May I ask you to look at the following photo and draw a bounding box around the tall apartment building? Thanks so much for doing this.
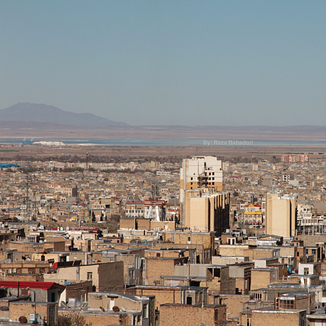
[184,188,230,235]
[180,156,223,200]
[265,193,297,238]
[180,156,229,235]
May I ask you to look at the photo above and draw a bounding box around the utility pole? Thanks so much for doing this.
[86,152,89,170]
[24,169,30,220]
[174,185,177,222]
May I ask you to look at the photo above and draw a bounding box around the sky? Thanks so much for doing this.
[1,1,326,126]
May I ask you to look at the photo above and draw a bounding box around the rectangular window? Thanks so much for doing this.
[87,272,92,280]
[280,299,294,309]
[214,269,220,278]
[143,303,148,319]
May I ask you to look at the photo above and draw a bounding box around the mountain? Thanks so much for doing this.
[0,103,128,127]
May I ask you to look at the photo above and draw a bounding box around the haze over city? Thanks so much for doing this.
[1,1,326,126]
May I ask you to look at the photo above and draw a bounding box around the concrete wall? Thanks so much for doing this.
[266,193,297,238]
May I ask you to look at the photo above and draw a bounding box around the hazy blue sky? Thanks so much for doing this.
[1,1,326,126]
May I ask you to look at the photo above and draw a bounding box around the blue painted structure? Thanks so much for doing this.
[0,163,20,169]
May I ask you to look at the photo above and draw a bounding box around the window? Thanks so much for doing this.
[279,299,294,309]
[214,309,218,321]
[254,293,262,300]
[143,303,148,319]
[87,272,93,280]
[214,269,220,278]
[304,268,309,275]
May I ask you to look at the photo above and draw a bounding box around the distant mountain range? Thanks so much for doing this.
[0,103,325,141]
[0,103,128,127]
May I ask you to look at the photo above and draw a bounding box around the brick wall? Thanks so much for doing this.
[160,304,226,326]
[66,280,93,301]
[145,258,176,285]
[220,294,251,320]
[81,312,132,326]
[252,310,303,326]
[126,287,181,309]
[10,302,57,326]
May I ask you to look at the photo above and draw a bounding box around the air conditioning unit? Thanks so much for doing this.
[29,313,38,322]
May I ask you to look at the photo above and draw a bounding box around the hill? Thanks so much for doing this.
[0,103,128,127]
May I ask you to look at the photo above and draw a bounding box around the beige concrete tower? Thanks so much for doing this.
[180,156,223,202]
[266,193,297,238]
[180,156,228,235]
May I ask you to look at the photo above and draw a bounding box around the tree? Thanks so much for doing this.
[58,312,92,326]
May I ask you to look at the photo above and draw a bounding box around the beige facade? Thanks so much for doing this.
[266,193,297,238]
[252,309,306,326]
[180,156,223,195]
[126,285,207,310]
[44,262,124,292]
[10,301,58,326]
[180,156,223,226]
[250,268,278,290]
[160,304,226,326]
[220,294,251,320]
[183,189,230,235]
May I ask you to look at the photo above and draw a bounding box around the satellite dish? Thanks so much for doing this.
[19,316,27,323]
[112,305,120,312]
